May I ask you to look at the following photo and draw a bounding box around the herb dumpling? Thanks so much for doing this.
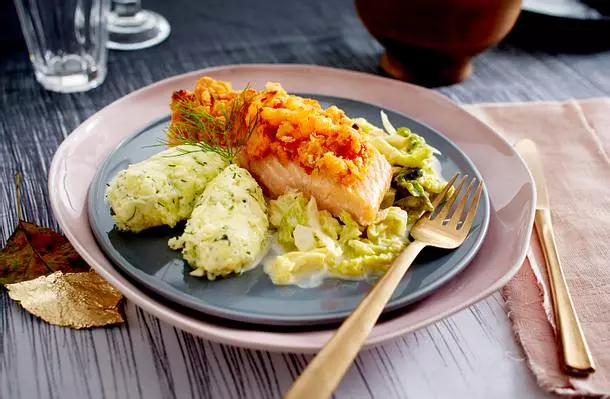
[106,145,227,233]
[168,164,269,279]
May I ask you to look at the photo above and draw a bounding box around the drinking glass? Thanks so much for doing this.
[13,0,110,93]
[107,0,170,50]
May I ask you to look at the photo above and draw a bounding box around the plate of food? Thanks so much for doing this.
[87,77,490,326]
[49,64,534,351]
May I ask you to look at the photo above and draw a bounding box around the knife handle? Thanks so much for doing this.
[535,209,595,375]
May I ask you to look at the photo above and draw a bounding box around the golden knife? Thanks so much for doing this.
[516,139,595,375]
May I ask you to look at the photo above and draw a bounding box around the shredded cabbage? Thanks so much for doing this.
[365,112,452,223]
[264,249,329,286]
[266,192,410,285]
[319,210,341,240]
[269,191,307,250]
[338,211,363,245]
[370,133,433,168]
[380,110,397,135]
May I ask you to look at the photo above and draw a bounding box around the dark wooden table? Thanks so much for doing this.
[1,1,609,398]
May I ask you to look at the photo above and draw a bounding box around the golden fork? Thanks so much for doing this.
[285,172,483,399]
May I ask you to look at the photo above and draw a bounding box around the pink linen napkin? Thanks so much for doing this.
[466,99,610,397]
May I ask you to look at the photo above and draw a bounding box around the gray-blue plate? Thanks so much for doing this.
[88,94,490,327]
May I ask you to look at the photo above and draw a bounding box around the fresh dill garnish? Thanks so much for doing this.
[164,85,261,163]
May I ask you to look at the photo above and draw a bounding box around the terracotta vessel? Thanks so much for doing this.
[354,0,522,87]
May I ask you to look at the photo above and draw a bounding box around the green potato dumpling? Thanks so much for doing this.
[168,164,269,279]
[105,145,228,233]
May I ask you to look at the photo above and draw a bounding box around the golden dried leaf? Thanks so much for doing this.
[5,271,124,328]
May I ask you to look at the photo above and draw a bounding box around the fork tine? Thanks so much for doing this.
[430,172,460,211]
[435,174,468,221]
[460,181,483,232]
[448,177,477,229]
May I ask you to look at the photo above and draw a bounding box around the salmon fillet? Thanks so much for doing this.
[239,149,391,226]
[169,76,393,225]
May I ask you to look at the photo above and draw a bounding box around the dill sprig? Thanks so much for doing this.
[165,85,261,163]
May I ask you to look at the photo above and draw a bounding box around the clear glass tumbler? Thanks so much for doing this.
[13,0,110,93]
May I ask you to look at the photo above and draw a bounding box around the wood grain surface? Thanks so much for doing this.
[1,0,609,397]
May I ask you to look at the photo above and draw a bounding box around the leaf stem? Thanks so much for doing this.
[15,172,22,221]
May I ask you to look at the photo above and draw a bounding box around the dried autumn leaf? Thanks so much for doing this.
[0,220,90,285]
[0,174,90,285]
[5,271,124,328]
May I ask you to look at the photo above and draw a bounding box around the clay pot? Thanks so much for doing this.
[354,0,522,87]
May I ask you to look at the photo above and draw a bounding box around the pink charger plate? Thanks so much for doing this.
[48,64,535,353]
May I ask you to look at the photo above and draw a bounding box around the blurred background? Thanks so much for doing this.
[1,0,610,104]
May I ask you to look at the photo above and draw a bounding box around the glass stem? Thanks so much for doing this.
[111,0,142,18]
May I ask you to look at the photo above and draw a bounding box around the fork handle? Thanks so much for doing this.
[535,209,595,374]
[284,241,427,399]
